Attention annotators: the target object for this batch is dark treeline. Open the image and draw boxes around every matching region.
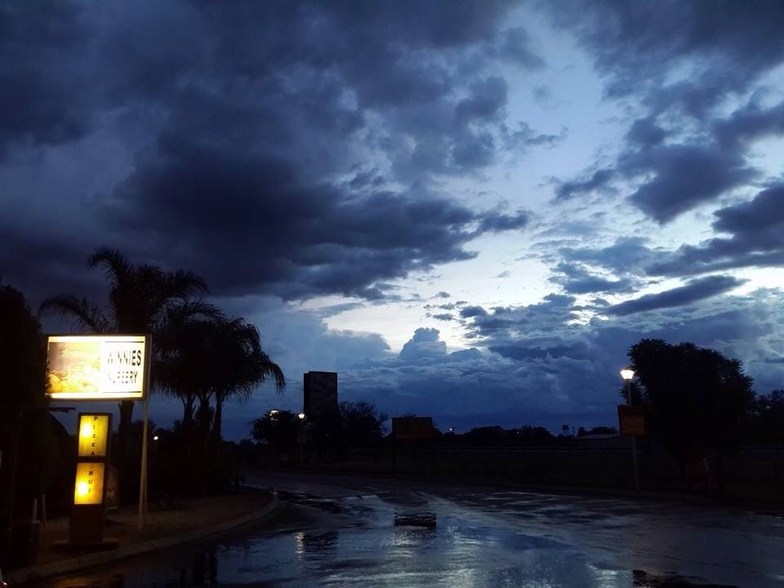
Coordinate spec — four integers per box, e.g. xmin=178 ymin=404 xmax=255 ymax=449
xmin=437 ymin=425 xmax=614 ymax=448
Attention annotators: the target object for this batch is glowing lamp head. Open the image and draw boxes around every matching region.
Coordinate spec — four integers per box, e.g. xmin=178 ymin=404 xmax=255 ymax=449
xmin=298 ymin=413 xmax=306 ymax=420
xmin=620 ymin=368 xmax=635 ymax=382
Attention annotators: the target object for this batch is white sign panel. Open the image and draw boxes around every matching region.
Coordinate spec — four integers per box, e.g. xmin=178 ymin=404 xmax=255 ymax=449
xmin=46 ymin=335 xmax=150 ymax=400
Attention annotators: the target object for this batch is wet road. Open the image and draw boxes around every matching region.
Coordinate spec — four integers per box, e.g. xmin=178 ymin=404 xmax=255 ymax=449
xmin=32 ymin=471 xmax=784 ymax=587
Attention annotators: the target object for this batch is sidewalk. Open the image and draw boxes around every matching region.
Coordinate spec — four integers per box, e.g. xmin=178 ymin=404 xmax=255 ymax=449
xmin=7 ymin=490 xmax=282 ymax=585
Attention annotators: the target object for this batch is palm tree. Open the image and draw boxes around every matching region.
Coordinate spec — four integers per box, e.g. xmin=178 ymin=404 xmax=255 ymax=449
xmin=156 ymin=317 xmax=285 ymax=447
xmin=39 ymin=248 xmax=218 ymax=453
xmin=207 ymin=317 xmax=285 ymax=445
xmin=155 ymin=317 xmax=214 ymax=444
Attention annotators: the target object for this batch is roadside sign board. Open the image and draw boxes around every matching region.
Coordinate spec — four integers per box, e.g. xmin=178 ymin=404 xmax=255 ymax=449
xmin=46 ymin=335 xmax=151 ymax=401
xmin=617 ymin=405 xmax=646 ymax=436
xmin=392 ymin=416 xmax=434 ymax=441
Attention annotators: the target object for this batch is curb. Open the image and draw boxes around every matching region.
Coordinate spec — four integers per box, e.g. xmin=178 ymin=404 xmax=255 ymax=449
xmin=7 ymin=494 xmax=283 ymax=585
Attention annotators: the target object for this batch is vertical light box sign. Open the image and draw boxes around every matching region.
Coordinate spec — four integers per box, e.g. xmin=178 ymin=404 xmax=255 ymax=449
xmin=70 ymin=412 xmax=112 ymax=545
xmin=78 ymin=413 xmax=111 ymax=458
xmin=73 ymin=462 xmax=106 ymax=505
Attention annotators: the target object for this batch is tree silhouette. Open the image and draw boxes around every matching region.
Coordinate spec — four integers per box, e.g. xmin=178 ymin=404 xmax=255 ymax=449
xmin=338 ymin=401 xmax=386 ymax=449
xmin=157 ymin=316 xmax=284 ymax=450
xmin=207 ymin=317 xmax=285 ymax=445
xmin=250 ymin=409 xmax=300 ymax=455
xmin=618 ymin=379 xmax=644 ymax=405
xmin=0 ymin=283 xmax=56 ymax=536
xmin=747 ymin=390 xmax=784 ymax=445
xmin=0 ymin=283 xmax=47 ymax=408
xmin=628 ymin=338 xmax=754 ymax=483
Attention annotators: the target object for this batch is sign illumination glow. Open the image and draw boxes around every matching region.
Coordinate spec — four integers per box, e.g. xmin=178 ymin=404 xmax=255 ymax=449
xmin=46 ymin=335 xmax=150 ymax=400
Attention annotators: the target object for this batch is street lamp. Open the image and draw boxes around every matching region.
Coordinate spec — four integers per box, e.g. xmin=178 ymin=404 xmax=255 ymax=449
xmin=620 ymin=368 xmax=639 ymax=490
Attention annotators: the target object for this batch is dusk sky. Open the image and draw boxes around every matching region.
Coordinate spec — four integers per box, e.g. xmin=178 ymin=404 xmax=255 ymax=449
xmin=3 ymin=1 xmax=784 ymax=439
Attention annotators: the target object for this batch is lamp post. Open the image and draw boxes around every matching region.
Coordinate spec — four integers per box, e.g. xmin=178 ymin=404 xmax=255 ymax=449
xmin=297 ymin=413 xmax=307 ymax=464
xmin=620 ymin=368 xmax=639 ymax=490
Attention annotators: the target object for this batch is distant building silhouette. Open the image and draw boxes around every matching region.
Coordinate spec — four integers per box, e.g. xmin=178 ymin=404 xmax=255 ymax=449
xmin=303 ymin=371 xmax=338 ymax=423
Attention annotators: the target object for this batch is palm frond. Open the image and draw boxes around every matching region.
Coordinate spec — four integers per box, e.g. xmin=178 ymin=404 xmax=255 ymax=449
xmin=38 ymin=295 xmax=111 ymax=332
xmin=87 ymin=247 xmax=133 ymax=289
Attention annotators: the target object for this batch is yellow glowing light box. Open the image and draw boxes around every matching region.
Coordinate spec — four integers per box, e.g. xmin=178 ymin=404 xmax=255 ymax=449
xmin=73 ymin=462 xmax=106 ymax=505
xmin=46 ymin=335 xmax=150 ymax=400
xmin=77 ymin=413 xmax=111 ymax=458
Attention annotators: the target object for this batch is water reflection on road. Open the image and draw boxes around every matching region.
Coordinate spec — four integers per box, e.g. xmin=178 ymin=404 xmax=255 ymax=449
xmin=33 ymin=472 xmax=784 ymax=587
xmin=180 ymin=491 xmax=632 ymax=588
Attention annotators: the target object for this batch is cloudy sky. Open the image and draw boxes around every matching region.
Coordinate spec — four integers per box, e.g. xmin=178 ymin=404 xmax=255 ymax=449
xmin=3 ymin=0 xmax=784 ymax=439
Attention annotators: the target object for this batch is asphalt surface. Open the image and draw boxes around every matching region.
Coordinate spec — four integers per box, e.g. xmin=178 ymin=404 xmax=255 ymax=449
xmin=19 ymin=471 xmax=784 ymax=587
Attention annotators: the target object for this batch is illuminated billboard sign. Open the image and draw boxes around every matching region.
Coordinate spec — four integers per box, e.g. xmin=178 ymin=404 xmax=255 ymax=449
xmin=46 ymin=335 xmax=151 ymax=400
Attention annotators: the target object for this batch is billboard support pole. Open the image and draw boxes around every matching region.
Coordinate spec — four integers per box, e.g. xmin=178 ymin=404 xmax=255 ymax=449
xmin=137 ymin=394 xmax=149 ymax=531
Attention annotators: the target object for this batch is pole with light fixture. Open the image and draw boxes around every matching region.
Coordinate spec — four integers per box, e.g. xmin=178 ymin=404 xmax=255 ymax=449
xmin=620 ymin=368 xmax=639 ymax=490
xmin=297 ymin=413 xmax=307 ymax=464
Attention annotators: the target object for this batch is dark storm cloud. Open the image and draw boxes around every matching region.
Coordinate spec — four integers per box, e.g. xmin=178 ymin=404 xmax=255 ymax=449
xmin=559 ymin=237 xmax=658 ymax=277
xmin=490 ymin=339 xmax=592 ymax=362
xmin=623 ymin=145 xmax=756 ymax=224
xmin=648 ymin=183 xmax=784 ymax=277
xmin=606 ymin=275 xmax=745 ymax=316
xmin=460 ymin=305 xmax=487 ymax=319
xmin=548 ymin=1 xmax=784 ymax=223
xmin=328 ymin=0 xmax=512 ymax=49
xmin=625 ymin=117 xmax=666 ymax=148
xmin=430 ymin=313 xmax=454 ymax=321
xmin=0 ymin=226 xmax=98 ymax=304
xmin=101 ymin=138 xmax=532 ymax=299
xmin=549 ymin=1 xmax=784 ymax=101
xmin=616 ymin=94 xmax=784 ymax=223
xmin=714 ymin=99 xmax=784 ymax=149
xmin=454 ymin=77 xmax=508 ymax=127
xmin=492 ymin=26 xmax=545 ymax=69
xmin=550 ymin=262 xmax=632 ymax=295
xmin=714 ymin=184 xmax=784 ymax=235
xmin=0 ymin=1 xmax=89 ymax=158
xmin=477 ymin=209 xmax=529 ymax=232
xmin=465 ymin=294 xmax=577 ymax=340
xmin=1 ymin=0 xmax=548 ymax=304
xmin=554 ymin=169 xmax=614 ymax=202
